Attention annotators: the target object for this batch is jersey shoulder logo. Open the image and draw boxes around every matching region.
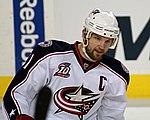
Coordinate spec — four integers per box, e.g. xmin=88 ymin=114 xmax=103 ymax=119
xmin=121 ymin=63 xmax=129 ymax=73
xmin=54 ymin=62 xmax=71 ymax=78
xmin=38 ymin=40 xmax=52 ymax=47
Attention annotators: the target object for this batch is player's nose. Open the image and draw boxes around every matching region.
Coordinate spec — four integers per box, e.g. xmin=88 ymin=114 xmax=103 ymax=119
xmin=97 ymin=40 xmax=105 ymax=49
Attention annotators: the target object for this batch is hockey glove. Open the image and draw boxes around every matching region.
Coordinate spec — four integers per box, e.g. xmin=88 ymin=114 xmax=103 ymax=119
xmin=16 ymin=114 xmax=34 ymax=120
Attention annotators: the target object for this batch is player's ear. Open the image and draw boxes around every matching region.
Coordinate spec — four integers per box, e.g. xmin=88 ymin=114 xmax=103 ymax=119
xmin=82 ymin=28 xmax=86 ymax=38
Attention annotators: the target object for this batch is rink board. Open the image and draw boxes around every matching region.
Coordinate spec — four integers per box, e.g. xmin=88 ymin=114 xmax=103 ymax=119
xmin=0 ymin=74 xmax=150 ymax=100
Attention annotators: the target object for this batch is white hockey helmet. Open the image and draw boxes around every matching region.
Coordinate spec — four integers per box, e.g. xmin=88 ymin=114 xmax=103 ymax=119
xmin=83 ymin=8 xmax=120 ymax=49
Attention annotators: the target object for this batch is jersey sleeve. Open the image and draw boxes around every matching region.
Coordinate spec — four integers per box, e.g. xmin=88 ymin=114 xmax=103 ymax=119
xmin=2 ymin=40 xmax=73 ymax=120
xmin=97 ymin=78 xmax=128 ymax=120
xmin=2 ymin=42 xmax=52 ymax=119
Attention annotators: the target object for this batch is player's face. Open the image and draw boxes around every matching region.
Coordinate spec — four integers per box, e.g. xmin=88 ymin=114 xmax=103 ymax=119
xmin=86 ymin=33 xmax=113 ymax=61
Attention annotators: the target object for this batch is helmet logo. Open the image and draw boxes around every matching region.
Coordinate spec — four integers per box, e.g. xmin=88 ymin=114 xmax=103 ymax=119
xmin=91 ymin=9 xmax=100 ymax=15
xmin=84 ymin=8 xmax=120 ymax=49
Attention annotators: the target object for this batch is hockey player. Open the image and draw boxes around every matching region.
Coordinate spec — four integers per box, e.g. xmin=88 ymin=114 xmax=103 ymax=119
xmin=2 ymin=8 xmax=130 ymax=120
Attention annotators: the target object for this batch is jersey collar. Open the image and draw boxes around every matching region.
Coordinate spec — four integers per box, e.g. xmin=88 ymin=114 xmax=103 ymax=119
xmin=73 ymin=41 xmax=100 ymax=72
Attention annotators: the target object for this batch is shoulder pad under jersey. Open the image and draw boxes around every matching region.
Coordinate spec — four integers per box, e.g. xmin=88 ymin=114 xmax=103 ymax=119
xmin=101 ymin=55 xmax=130 ymax=85
xmin=22 ymin=40 xmax=73 ymax=70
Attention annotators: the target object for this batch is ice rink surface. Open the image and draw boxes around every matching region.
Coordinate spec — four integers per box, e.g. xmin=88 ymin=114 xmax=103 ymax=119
xmin=1 ymin=99 xmax=150 ymax=120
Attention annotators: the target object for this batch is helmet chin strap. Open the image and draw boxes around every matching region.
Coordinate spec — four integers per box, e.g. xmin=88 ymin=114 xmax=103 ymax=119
xmin=82 ymin=47 xmax=96 ymax=62
xmin=82 ymin=31 xmax=97 ymax=62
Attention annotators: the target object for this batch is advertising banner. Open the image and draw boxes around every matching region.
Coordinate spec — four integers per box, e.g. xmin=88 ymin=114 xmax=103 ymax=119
xmin=13 ymin=0 xmax=45 ymax=72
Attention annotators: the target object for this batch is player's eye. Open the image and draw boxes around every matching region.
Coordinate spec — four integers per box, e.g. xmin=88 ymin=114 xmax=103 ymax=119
xmin=105 ymin=40 xmax=113 ymax=46
xmin=93 ymin=36 xmax=102 ymax=41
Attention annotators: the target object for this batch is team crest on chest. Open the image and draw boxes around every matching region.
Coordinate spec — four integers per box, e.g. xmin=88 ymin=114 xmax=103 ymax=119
xmin=54 ymin=62 xmax=71 ymax=78
xmin=54 ymin=85 xmax=100 ymax=120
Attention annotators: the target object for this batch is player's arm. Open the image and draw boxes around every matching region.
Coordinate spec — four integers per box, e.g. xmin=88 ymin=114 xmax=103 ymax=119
xmin=2 ymin=44 xmax=51 ymax=120
xmin=14 ymin=87 xmax=52 ymax=120
xmin=97 ymin=79 xmax=129 ymax=120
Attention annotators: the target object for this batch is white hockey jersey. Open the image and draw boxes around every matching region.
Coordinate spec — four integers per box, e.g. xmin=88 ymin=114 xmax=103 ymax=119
xmin=2 ymin=40 xmax=130 ymax=120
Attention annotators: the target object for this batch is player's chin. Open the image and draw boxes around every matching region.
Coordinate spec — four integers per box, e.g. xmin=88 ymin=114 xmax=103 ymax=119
xmin=95 ymin=51 xmax=103 ymax=57
xmin=93 ymin=53 xmax=103 ymax=61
